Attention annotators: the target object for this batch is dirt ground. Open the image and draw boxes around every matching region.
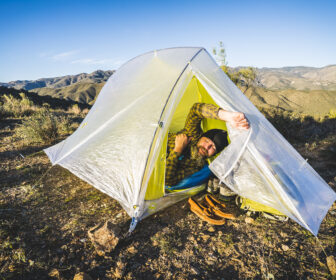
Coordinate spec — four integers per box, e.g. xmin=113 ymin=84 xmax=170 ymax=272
xmin=1 ymin=112 xmax=336 ymax=280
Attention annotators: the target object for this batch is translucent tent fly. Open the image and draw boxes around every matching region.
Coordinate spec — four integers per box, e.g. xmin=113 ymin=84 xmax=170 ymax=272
xmin=45 ymin=47 xmax=336 ymax=235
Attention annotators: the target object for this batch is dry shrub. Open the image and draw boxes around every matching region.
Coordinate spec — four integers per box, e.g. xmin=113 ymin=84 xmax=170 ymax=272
xmin=1 ymin=93 xmax=39 ymax=118
xmin=15 ymin=109 xmax=73 ymax=144
xmin=68 ymin=104 xmax=81 ymax=115
xmin=81 ymin=108 xmax=90 ymax=117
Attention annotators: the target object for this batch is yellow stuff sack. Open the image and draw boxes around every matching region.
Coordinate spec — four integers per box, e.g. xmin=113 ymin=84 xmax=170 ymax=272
xmin=236 ymin=196 xmax=287 ymax=217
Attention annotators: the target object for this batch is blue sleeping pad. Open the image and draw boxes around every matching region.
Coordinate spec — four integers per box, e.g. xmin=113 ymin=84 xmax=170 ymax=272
xmin=166 ymin=165 xmax=213 ymax=191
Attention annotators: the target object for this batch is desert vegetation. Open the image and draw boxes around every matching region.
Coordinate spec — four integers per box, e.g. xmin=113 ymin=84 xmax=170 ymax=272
xmin=0 ymin=93 xmax=86 ymax=146
xmin=1 ymin=50 xmax=336 ymax=279
xmin=1 ymin=82 xmax=335 ymax=279
xmin=0 ymin=93 xmax=37 ymax=119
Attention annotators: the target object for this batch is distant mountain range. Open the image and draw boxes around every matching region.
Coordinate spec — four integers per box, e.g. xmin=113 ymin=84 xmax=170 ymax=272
xmin=32 ymin=82 xmax=105 ymax=105
xmin=2 ymin=66 xmax=336 ymax=92
xmin=0 ymin=70 xmax=114 ymax=91
xmin=1 ymin=66 xmax=335 ymax=115
xmin=256 ymin=65 xmax=336 ymax=91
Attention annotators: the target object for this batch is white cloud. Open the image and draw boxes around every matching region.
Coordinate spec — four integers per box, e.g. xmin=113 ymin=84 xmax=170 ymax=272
xmin=51 ymin=50 xmax=79 ymax=61
xmin=71 ymin=58 xmax=123 ymax=67
xmin=39 ymin=50 xmax=124 ymax=68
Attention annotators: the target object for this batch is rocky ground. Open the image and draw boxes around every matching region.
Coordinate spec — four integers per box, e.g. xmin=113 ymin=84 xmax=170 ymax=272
xmin=1 ymin=110 xmax=336 ymax=280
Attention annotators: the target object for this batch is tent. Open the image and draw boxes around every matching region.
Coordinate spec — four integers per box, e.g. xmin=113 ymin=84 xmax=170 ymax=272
xmin=44 ymin=47 xmax=336 ymax=235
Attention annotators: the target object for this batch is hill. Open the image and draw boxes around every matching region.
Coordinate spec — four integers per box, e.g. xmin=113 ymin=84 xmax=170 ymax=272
xmin=0 ymin=86 xmax=90 ymax=109
xmin=255 ymin=65 xmax=336 ymax=91
xmin=3 ymin=66 xmax=336 ymax=92
xmin=1 ymin=66 xmax=336 ymax=115
xmin=31 ymin=82 xmax=105 ymax=105
xmin=0 ymin=70 xmax=114 ymax=91
xmin=244 ymin=87 xmax=336 ymax=115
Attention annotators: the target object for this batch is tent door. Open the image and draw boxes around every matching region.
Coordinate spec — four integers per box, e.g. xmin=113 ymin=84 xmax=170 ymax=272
xmin=145 ymin=76 xmax=230 ymax=201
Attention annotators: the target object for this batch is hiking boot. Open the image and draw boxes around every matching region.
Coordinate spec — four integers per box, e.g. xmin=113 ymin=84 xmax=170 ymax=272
xmin=188 ymin=197 xmax=226 ymax=225
xmin=206 ymin=178 xmax=219 ymax=194
xmin=219 ymin=183 xmax=236 ymax=201
xmin=204 ymin=194 xmax=236 ymax=220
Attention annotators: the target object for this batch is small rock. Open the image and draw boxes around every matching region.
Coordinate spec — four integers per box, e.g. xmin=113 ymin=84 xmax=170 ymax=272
xmin=245 ymin=217 xmax=254 ymax=224
xmin=127 ymin=246 xmax=137 ymax=254
xmin=114 ymin=268 xmax=123 ymax=278
xmin=327 ymin=255 xmax=336 ymax=276
xmin=265 ymin=273 xmax=275 ymax=280
xmin=279 ymin=231 xmax=287 ymax=238
xmin=73 ymin=272 xmax=93 ymax=280
xmin=230 ymin=222 xmax=239 ymax=228
xmin=190 ymin=266 xmax=200 ymax=275
xmin=208 ymin=226 xmax=215 ymax=232
xmin=281 ymin=244 xmax=289 ymax=251
xmin=88 ymin=221 xmax=121 ymax=255
xmin=116 ymin=260 xmax=125 ymax=269
xmin=201 ymin=234 xmax=210 ymax=242
xmin=206 ymin=259 xmax=215 ymax=265
xmin=48 ymin=268 xmax=59 ymax=278
xmin=188 ymin=236 xmax=195 ymax=241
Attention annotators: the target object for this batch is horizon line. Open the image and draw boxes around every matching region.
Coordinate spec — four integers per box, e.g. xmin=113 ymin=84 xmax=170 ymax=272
xmin=1 ymin=64 xmax=335 ymax=83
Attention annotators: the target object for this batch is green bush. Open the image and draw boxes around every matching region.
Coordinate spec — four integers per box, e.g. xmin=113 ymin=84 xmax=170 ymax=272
xmin=0 ymin=93 xmax=38 ymax=118
xmin=15 ymin=109 xmax=73 ymax=144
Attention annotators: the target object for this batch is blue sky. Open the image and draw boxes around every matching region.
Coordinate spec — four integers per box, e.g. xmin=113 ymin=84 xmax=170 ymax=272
xmin=1 ymin=0 xmax=335 ymax=82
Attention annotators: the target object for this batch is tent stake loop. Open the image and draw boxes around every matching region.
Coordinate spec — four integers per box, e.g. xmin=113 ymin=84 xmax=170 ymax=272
xmin=126 ymin=205 xmax=140 ymax=236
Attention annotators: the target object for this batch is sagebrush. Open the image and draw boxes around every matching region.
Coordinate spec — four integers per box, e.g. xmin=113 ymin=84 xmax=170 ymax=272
xmin=0 ymin=93 xmax=39 ymax=118
xmin=15 ymin=109 xmax=73 ymax=144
